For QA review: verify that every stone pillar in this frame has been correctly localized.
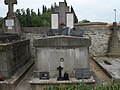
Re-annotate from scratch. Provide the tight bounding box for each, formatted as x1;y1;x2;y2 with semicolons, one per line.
108;22;120;57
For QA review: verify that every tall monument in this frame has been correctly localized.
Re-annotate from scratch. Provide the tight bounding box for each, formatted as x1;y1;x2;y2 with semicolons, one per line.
2;0;20;34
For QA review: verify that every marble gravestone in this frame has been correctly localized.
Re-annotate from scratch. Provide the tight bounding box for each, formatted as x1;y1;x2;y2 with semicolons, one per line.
2;0;20;34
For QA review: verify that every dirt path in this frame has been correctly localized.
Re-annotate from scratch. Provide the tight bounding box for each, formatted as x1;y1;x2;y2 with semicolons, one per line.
90;58;110;83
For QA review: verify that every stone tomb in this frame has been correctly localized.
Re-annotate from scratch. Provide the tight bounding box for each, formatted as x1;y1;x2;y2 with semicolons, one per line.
0;0;32;90
32;1;94;90
33;36;91;79
0;0;31;80
0;36;30;79
33;0;92;80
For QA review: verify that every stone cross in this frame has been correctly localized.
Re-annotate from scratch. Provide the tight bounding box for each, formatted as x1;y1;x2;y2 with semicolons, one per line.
4;0;17;17
57;66;63;80
54;2;69;25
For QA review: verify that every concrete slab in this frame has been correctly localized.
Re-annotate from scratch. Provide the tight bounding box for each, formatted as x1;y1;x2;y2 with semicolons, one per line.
93;57;120;79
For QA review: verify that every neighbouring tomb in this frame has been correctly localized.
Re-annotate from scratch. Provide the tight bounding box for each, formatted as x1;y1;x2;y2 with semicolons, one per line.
0;0;31;80
33;1;92;85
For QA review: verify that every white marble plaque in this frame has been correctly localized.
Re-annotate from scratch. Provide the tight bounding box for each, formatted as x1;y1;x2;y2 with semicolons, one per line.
51;14;58;29
66;13;74;28
5;19;14;27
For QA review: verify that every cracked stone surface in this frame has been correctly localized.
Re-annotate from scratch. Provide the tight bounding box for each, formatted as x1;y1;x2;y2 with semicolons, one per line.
93;57;120;79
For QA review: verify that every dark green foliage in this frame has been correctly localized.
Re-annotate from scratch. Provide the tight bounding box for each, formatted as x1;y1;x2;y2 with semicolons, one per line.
44;79;120;90
44;83;93;90
0;17;3;28
15;5;52;27
96;79;120;90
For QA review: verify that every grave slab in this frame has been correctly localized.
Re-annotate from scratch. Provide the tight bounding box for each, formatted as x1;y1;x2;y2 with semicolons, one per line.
93;57;120;79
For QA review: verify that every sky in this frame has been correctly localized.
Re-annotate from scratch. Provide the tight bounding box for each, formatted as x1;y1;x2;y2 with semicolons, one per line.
0;0;120;23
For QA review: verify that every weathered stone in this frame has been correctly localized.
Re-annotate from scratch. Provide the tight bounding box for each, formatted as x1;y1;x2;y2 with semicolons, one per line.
4;0;17;17
2;0;20;34
54;2;70;26
0;39;30;79
33;36;91;48
94;57;120;79
0;60;34;90
108;22;120;57
33;36;91;78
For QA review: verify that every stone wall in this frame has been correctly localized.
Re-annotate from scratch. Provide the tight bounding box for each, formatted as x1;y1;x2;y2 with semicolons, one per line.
81;26;111;57
21;27;49;57
19;26;120;57
21;27;49;34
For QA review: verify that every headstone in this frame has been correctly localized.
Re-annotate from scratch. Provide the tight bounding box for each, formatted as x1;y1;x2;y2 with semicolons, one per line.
54;2;69;26
48;1;83;36
52;1;74;29
2;0;20;34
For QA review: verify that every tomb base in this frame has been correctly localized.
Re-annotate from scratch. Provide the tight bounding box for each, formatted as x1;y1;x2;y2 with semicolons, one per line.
30;76;95;90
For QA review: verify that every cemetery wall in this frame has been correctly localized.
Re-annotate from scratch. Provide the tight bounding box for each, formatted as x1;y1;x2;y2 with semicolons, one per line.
21;27;49;57
20;26;120;57
81;26;111;57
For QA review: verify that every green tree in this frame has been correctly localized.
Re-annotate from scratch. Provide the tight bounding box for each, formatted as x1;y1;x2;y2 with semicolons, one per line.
0;17;3;28
20;9;27;27
51;4;54;13
26;8;31;27
38;8;41;16
15;4;54;27
41;12;51;27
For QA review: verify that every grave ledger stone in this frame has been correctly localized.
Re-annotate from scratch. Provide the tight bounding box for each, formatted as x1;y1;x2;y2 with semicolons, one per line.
2;0;20;34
